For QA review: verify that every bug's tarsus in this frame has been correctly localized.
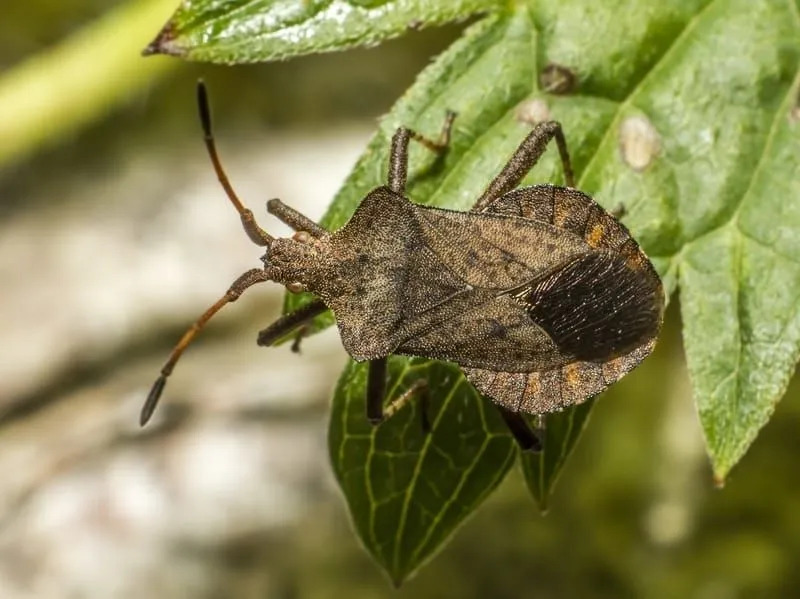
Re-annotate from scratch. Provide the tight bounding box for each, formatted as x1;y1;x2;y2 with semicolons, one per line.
290;326;308;354
419;386;432;433
534;413;546;431
383;379;429;423
496;407;542;452
611;203;626;219
256;299;327;347
366;365;430;431
140;268;272;426
196;80;273;247
388;111;457;194
411;109;456;153
473;120;575;212
266;198;327;238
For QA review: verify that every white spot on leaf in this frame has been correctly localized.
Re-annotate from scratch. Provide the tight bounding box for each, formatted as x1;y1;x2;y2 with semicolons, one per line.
619;115;661;171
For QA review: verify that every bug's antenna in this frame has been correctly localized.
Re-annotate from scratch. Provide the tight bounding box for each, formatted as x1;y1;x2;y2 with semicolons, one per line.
141;268;272;426
197;80;274;247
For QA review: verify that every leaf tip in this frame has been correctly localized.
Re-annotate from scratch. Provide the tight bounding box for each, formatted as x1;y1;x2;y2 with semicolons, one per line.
141;20;183;58
712;472;726;489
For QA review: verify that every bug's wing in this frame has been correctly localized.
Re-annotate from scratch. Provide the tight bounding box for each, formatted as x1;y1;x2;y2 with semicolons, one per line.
396;291;567;371
458;184;665;414
462;339;656;415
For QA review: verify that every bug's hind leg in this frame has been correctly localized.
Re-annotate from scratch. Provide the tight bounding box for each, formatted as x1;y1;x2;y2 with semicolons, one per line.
366;358;430;432
496;406;542;452
266;198;327;238
388;111;456;194
384;380;430;432
472;120;575;213
256;299;327;347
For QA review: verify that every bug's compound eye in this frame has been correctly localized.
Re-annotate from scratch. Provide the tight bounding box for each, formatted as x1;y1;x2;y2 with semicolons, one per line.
292;231;311;244
287;281;306;294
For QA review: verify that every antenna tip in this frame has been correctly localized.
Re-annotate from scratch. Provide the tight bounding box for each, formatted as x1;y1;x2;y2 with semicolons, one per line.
140;375;167;426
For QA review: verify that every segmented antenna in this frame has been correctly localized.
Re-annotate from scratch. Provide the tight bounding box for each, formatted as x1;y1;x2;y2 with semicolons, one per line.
196;80;273;247
141;268;271;426
140;83;277;426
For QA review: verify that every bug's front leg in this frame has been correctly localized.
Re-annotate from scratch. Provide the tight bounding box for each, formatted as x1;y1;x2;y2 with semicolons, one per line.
387;111;456;194
472;120;575;212
256;299;327;347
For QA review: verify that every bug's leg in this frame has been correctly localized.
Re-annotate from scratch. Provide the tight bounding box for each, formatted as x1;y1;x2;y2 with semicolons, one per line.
290;324;310;354
472;120;575;212
256;298;327;347
197;82;274;247
266;198;327;238
366;357;388;424
384;380;430;432
366;359;431;432
496;406;542;452
388;111;457;194
141;268;272;426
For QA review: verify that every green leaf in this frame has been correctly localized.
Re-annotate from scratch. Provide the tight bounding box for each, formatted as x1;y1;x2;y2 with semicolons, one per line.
144;0;500;62
329;357;516;586
679;73;800;484
519;402;594;512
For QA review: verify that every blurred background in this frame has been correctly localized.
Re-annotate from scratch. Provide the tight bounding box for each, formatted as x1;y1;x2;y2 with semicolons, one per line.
2;1;800;597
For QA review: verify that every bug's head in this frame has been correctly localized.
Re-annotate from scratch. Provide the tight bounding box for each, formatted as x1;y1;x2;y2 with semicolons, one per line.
262;232;342;298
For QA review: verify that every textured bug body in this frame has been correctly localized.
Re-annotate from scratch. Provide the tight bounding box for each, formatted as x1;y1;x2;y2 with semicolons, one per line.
284;184;662;416
143;83;663;451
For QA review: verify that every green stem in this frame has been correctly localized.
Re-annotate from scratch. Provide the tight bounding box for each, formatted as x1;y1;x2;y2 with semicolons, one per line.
0;0;178;167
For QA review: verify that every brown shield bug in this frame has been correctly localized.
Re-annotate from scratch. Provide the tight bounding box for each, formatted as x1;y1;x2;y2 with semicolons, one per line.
141;82;664;451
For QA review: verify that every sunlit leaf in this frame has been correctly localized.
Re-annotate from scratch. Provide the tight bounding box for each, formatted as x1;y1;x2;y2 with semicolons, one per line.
144;0;500;62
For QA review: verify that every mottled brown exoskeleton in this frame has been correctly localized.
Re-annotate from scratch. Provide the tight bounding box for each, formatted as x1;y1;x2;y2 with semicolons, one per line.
142;83;664;452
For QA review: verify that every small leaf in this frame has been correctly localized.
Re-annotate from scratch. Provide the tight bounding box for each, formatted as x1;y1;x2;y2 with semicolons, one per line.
144;0;501;63
519;401;593;511
329;357;516;586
